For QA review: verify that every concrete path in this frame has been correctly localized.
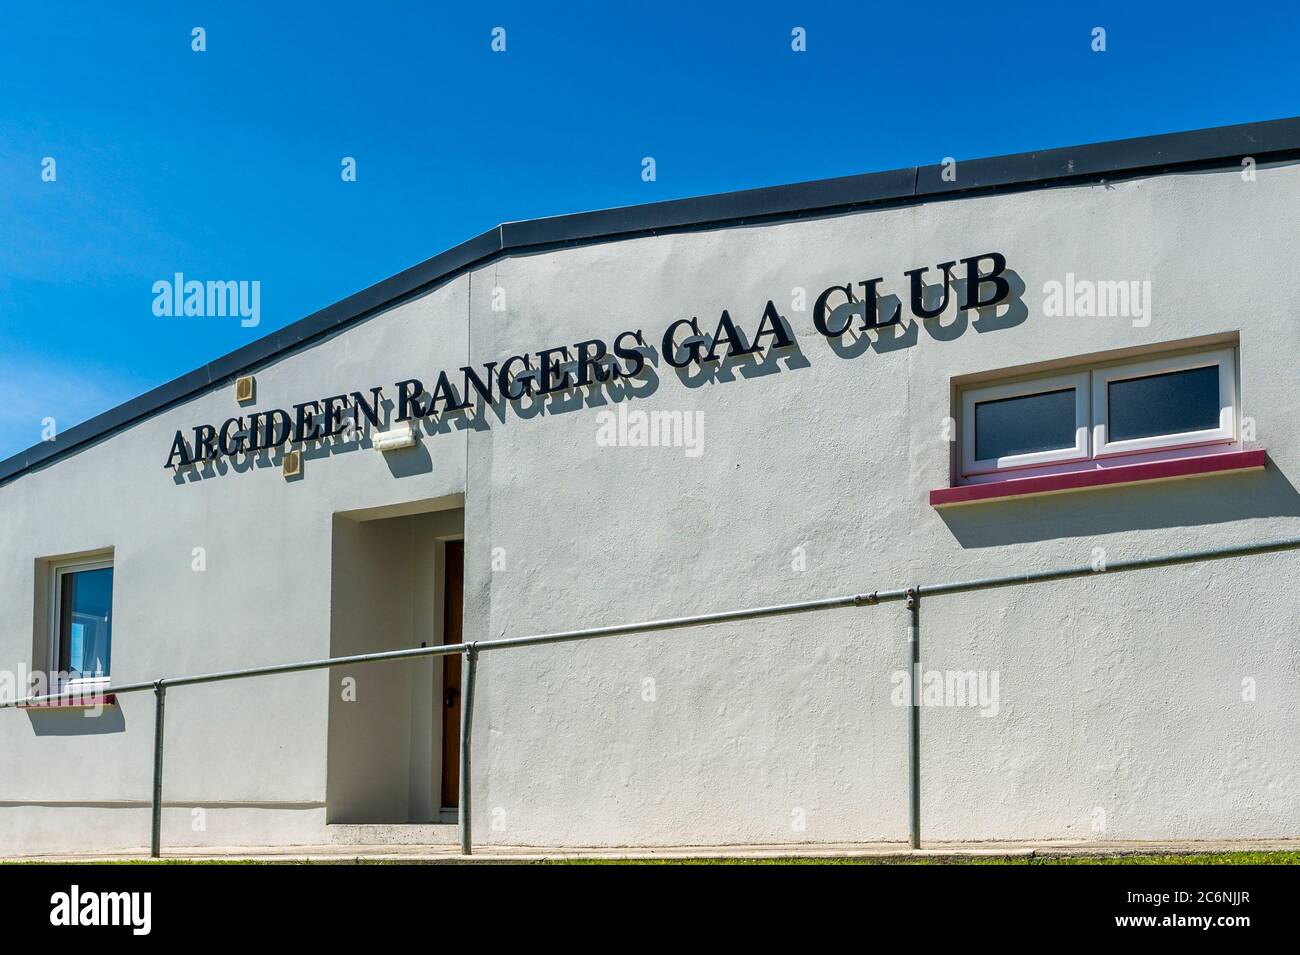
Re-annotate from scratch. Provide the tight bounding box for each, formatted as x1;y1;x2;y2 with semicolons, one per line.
6;838;1299;863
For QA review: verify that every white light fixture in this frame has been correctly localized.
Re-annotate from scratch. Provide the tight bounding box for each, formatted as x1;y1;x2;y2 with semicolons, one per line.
372;423;417;452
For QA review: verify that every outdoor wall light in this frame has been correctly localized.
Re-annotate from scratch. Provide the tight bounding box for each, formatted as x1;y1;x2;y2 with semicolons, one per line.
372;423;417;452
282;449;301;477
235;375;255;403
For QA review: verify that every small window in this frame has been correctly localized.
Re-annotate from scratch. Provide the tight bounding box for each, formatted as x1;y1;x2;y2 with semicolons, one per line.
961;372;1089;476
1092;349;1236;457
960;347;1238;481
1105;367;1219;441
51;559;114;690
975;388;1077;460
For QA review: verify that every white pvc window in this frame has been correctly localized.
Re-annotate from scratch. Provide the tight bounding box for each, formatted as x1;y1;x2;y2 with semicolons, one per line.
960;347;1238;480
961;372;1090;476
50;558;114;691
1092;348;1236;457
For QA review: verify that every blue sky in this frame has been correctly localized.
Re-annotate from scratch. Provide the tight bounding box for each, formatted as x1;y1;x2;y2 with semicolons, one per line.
1;1;1297;461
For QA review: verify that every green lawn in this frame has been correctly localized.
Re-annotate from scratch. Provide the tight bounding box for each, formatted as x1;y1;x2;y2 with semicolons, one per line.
9;851;1299;865
544;851;1300;865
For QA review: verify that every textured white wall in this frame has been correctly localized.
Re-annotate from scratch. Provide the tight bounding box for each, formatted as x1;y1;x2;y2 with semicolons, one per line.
462;161;1300;846
0;277;470;853
1;160;1298;853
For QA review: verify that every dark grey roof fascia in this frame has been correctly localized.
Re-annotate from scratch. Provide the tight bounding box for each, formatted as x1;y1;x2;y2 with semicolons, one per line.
4;116;1300;486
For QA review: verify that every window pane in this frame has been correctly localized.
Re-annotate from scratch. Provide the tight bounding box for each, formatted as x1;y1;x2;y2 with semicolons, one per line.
58;567;113;679
1107;366;1220;442
974;388;1077;461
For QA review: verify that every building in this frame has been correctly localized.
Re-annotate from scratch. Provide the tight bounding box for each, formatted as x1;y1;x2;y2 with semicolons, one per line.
2;118;1298;856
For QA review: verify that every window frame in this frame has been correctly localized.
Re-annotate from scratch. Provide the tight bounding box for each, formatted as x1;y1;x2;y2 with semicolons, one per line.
960;371;1091;477
48;557;114;693
957;345;1241;484
1091;347;1237;458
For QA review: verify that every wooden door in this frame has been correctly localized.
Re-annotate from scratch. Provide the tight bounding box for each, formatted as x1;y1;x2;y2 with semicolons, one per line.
440;540;464;808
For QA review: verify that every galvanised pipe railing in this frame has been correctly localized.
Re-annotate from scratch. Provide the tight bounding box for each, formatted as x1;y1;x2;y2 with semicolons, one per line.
3;534;1299;858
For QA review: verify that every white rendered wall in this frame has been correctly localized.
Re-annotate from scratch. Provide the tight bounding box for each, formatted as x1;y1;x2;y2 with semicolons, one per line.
0;277;470;853
1;161;1298;853
461;161;1300;846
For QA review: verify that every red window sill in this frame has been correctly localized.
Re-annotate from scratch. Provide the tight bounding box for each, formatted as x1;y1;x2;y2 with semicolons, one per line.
930;449;1266;507
17;694;117;710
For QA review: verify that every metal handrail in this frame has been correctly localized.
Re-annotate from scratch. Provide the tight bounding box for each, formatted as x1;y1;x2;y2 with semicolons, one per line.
4;534;1299;858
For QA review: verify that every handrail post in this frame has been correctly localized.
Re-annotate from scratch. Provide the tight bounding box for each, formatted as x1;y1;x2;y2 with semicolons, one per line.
151;681;166;859
906;588;921;850
458;643;479;856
